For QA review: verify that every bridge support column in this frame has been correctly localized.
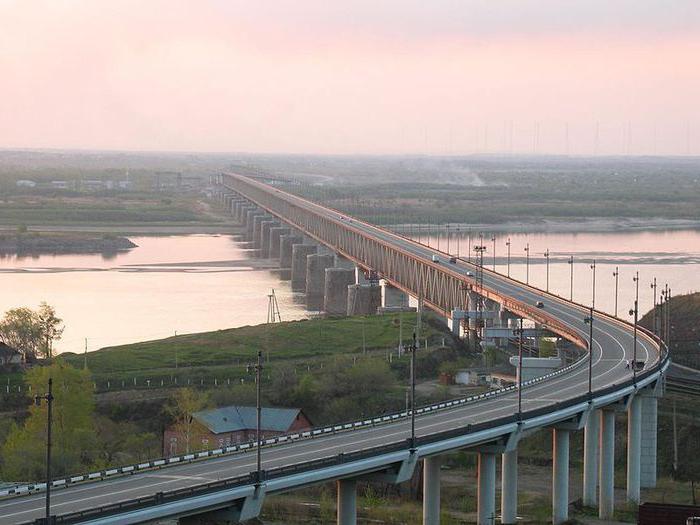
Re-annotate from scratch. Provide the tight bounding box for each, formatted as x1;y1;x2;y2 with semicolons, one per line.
477;452;496;525
252;214;271;249
381;280;409;308
501;449;518;524
640;391;659;488
626;395;642;503
423;456;441;525
306;254;335;310
246;209;263;238
583;408;600;507
599;409;616;520
347;284;381;316
268;227;290;259
325;268;355;315
291;244;318;290
552;428;570;524
337;479;357;525
260;220;278;258
279;234;303;270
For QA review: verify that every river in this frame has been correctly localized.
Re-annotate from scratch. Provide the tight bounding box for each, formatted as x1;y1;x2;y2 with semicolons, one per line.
0;230;697;354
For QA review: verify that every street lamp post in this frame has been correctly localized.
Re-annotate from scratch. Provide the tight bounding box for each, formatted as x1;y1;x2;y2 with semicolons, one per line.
544;249;550;292
247;351;264;484
630;272;639;383
35;378;54;523
516;317;524;419
613;267;619;317
447;225;450;254
590;260;596;310
650;278;658;335
524;243;530;284
584;308;594;399
409;331;417;450
505;238;511;277
568;256;574;301
491;235;496;271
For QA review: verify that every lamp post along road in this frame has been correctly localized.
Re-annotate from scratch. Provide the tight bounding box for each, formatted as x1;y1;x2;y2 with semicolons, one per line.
650;278;658;335
505;238;511;277
410;331;417;450
247;351;264;484
491;235;496;271
568;255;574;301
584;308;594;398
35;378;54;523
517;318;524;418
613;267;619;317
631;272;639;384
524;243;530;284
590;260;596;310
544;249;550;292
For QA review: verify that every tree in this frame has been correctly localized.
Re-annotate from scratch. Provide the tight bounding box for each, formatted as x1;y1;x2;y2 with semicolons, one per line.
166;388;209;454
0;307;42;360
0;303;64;360
36;302;64;359
0;362;98;481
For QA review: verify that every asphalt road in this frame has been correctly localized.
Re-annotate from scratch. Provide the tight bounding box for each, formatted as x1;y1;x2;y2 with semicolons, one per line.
0;181;661;524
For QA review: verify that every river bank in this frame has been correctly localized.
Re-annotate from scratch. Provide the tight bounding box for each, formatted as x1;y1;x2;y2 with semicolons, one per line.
0;232;137;255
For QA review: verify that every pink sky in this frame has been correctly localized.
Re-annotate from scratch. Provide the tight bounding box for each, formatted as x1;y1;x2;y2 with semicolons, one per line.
1;1;698;155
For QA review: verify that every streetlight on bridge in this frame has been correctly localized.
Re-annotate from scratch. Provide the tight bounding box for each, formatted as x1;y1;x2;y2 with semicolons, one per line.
630;272;640;384
650;278;658;335
35;378;54;524
247;351;264;485
590;260;597;310
505;238;511;277
583;309;594;399
524;243;530;284
491;235;496;271
567;256;574;301
544;249;550;292
613;267;619;317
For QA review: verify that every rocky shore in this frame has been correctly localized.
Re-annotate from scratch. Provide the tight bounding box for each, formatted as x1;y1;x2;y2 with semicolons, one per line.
0;233;137;255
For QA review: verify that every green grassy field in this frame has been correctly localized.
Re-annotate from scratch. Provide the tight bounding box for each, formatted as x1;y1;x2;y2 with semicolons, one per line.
56;313;446;382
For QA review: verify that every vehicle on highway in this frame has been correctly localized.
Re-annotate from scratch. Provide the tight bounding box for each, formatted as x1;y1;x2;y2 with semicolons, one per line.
449;257;457;263
536;301;545;308
432;255;440;263
466;271;474;277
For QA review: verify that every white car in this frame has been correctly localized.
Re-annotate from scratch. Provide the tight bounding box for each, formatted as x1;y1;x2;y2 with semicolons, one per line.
431;255;440;263
466;271;474;277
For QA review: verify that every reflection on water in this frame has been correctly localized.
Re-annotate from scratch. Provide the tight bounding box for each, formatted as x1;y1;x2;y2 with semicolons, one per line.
0;229;697;355
0;235;309;354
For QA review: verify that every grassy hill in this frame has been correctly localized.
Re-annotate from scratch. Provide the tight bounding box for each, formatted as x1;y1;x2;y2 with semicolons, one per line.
640;292;700;368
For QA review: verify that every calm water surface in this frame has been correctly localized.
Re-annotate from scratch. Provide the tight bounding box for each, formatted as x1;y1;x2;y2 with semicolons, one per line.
0;230;698;354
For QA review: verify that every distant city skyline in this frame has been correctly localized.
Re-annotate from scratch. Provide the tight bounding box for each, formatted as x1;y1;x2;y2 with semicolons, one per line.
0;1;698;155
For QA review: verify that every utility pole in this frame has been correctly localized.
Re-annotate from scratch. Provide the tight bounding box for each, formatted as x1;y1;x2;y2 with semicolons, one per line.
35;378;54;523
247;352;264;485
613;267;619;317
544;249;550;292
491;234;496;271
409;331;417;450
516;318;524;419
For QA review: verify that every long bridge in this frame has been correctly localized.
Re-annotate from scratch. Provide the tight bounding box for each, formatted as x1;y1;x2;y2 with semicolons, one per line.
0;173;667;525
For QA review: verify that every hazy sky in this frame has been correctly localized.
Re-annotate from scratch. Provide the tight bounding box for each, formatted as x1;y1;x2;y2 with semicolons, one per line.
1;1;699;155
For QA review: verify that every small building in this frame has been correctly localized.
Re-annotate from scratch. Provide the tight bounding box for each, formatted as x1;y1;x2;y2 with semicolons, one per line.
0;342;22;368
163;405;312;457
15;180;36;188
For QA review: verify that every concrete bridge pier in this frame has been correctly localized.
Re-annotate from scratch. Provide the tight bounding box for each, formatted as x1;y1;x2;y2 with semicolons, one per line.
260;220;279;258
552;428;571;524
337;479;357;525
477;451;496;525
599;409;616;520
246;209;263;239
381;280;409;308
422;456;442;525
252;214;271;249
306;253;335;309
237;204;254;224
501;449;518;524
640;389;659;488
291;244;318;290
279;234;303;279
324;268;355;315
268;226;290;259
582;409;600;507
347;284;381;315
626;395;642;503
